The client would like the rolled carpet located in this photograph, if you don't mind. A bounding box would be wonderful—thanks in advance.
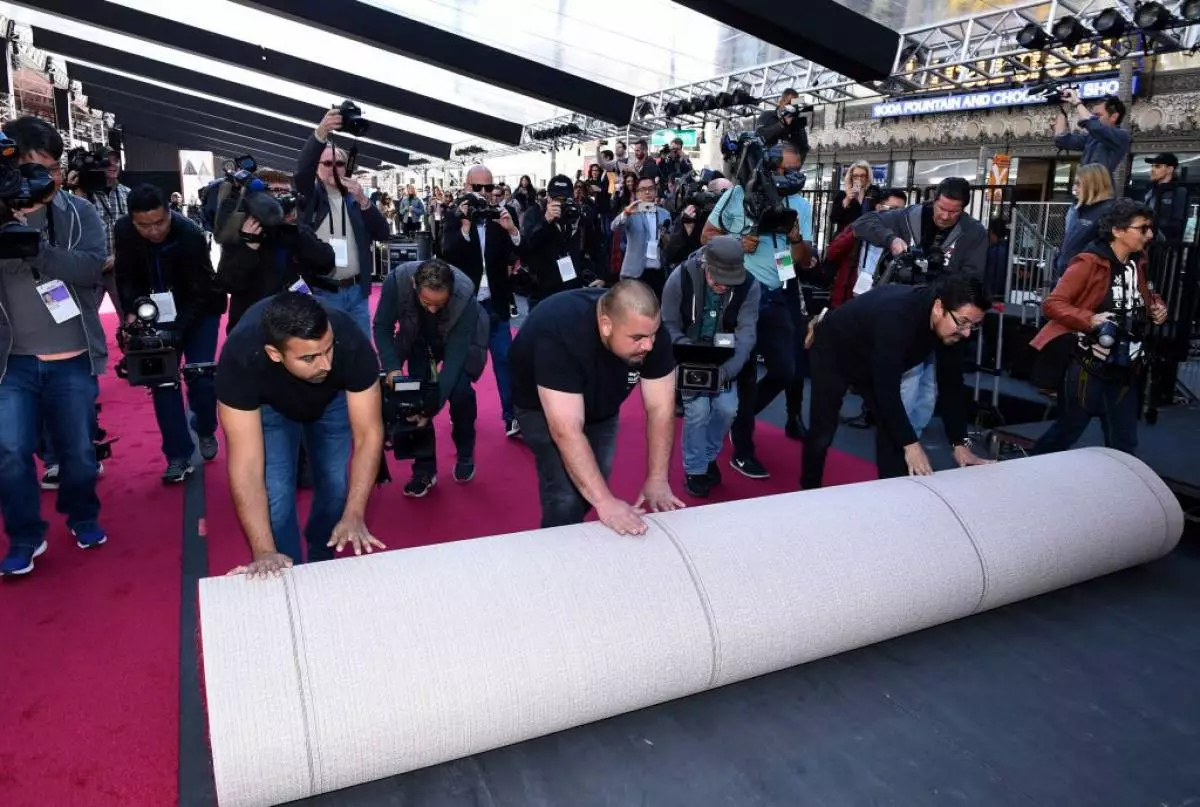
[198,447,1183,807]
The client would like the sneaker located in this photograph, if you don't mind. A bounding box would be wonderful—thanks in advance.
[1,540,47,576]
[785,415,807,441]
[403,474,437,497]
[705,461,723,486]
[198,435,219,462]
[685,473,712,498]
[72,527,108,550]
[454,459,476,483]
[40,465,59,490]
[504,418,521,438]
[730,455,770,479]
[162,459,194,484]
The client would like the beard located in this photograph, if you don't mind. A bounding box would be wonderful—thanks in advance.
[308,371,330,384]
[626,352,648,368]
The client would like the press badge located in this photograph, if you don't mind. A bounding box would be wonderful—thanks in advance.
[36,279,80,324]
[289,278,312,295]
[775,250,796,283]
[714,332,735,348]
[556,255,577,282]
[329,237,350,268]
[150,291,177,324]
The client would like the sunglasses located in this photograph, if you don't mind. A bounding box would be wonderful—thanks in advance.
[470,183,495,193]
[320,160,346,168]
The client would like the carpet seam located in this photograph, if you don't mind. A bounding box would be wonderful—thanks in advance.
[281,573,320,797]
[905,478,990,614]
[650,515,723,689]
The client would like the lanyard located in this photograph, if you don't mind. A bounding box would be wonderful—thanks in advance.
[327,194,347,238]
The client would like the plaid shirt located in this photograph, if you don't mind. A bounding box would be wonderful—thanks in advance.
[87,184,131,257]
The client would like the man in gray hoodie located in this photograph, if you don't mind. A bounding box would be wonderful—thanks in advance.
[661,235,760,498]
[0,116,110,577]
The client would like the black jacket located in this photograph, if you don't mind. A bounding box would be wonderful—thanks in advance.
[216,226,336,333]
[113,212,225,329]
[522,206,600,302]
[441,218,522,320]
[294,135,390,293]
[1144,181,1189,241]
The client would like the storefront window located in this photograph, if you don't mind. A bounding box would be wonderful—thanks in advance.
[890,160,910,188]
[912,158,977,187]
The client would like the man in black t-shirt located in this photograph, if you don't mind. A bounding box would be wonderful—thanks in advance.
[801,275,993,489]
[216,292,384,577]
[510,280,685,534]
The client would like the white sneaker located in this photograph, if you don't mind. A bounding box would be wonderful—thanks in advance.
[40,465,59,490]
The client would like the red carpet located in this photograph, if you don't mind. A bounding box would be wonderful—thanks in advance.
[2,289,876,807]
[0,312,183,807]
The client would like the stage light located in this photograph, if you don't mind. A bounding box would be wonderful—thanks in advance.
[663,100,682,117]
[1052,15,1090,47]
[1094,9,1129,37]
[1135,2,1174,30]
[1183,0,1200,22]
[700,94,719,111]
[1018,22,1050,49]
[636,101,654,119]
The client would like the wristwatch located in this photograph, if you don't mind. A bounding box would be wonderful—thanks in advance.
[951,437,972,448]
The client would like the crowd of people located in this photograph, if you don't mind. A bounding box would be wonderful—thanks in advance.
[0,81,1183,578]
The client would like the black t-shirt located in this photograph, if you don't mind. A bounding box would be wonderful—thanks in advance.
[510,288,674,423]
[216,298,380,422]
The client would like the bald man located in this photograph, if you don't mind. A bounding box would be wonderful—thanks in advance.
[509,280,685,534]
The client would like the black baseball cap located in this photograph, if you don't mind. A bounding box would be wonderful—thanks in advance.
[546,174,573,199]
[1144,152,1179,167]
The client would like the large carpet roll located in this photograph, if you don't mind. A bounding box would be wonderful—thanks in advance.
[199,447,1183,807]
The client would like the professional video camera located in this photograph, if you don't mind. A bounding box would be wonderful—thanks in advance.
[674,341,735,394]
[1026,81,1078,105]
[673,169,720,220]
[116,296,180,387]
[876,245,945,286]
[66,145,111,196]
[719,132,806,235]
[0,136,58,260]
[334,100,370,137]
[237,187,300,249]
[382,374,440,460]
[223,155,257,187]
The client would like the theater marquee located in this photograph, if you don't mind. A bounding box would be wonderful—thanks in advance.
[871,75,1139,120]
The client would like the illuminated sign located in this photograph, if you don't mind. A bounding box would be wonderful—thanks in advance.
[650,129,699,148]
[870,75,1138,119]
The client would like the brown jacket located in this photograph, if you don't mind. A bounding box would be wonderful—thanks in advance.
[1031,246,1160,351]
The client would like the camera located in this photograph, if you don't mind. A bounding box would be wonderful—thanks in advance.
[0,135,57,260]
[382,375,440,460]
[674,343,734,394]
[1087,313,1147,370]
[719,132,805,235]
[116,296,182,387]
[224,155,257,186]
[674,169,720,221]
[1026,81,1077,104]
[66,146,111,196]
[237,187,301,249]
[335,100,370,137]
[457,192,501,223]
[877,245,945,286]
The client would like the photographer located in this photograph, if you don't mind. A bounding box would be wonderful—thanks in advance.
[295,109,391,336]
[755,88,810,156]
[1029,199,1167,457]
[442,164,523,438]
[0,116,109,577]
[612,176,673,300]
[853,177,987,438]
[217,292,383,577]
[67,147,128,317]
[114,184,226,481]
[662,236,760,497]
[373,259,489,497]
[657,137,693,197]
[524,174,603,307]
[1053,89,1130,181]
[701,142,813,478]
[214,170,336,332]
[802,274,993,489]
[510,281,684,533]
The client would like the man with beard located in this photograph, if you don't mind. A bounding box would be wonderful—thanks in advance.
[216,292,384,578]
[509,280,685,534]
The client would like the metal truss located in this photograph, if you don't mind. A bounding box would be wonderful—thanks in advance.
[448,0,1200,166]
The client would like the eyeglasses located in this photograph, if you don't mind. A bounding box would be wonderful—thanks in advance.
[1126,224,1154,234]
[947,310,979,334]
[320,160,346,168]
[470,183,495,193]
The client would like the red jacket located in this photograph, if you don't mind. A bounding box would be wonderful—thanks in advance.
[825,226,861,308]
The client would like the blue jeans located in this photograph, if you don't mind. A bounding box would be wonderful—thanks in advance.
[681,387,738,476]
[262,394,350,564]
[0,354,101,548]
[481,298,513,421]
[899,354,937,438]
[1031,360,1138,456]
[517,406,618,528]
[153,315,220,462]
[732,285,805,459]
[313,281,371,337]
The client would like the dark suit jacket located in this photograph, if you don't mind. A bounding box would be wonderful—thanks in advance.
[442,218,522,320]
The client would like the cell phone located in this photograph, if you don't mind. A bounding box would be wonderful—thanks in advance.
[637,201,656,213]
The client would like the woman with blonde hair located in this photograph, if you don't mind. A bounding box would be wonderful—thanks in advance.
[830,159,879,234]
[1054,163,1115,281]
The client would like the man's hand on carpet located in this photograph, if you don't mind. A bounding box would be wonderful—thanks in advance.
[904,443,934,476]
[635,480,685,515]
[953,445,994,468]
[329,516,386,556]
[228,551,293,579]
[596,498,648,536]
